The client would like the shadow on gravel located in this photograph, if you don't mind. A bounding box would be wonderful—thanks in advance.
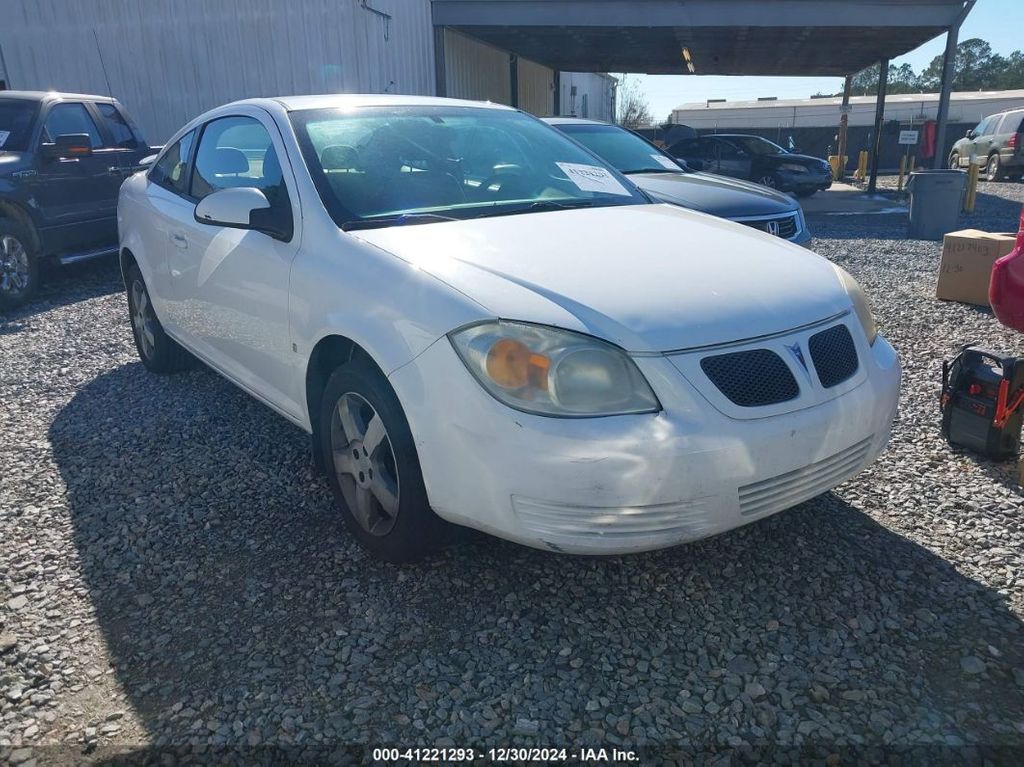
[0,255,122,327]
[807,187,1022,242]
[51,362,1024,749]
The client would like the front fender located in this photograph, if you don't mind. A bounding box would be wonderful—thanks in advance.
[288,230,489,427]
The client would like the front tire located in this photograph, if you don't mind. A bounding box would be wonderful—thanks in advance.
[0,218,40,311]
[126,265,193,373]
[318,358,446,562]
[949,152,960,170]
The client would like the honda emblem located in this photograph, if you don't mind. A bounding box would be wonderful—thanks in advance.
[766,220,781,236]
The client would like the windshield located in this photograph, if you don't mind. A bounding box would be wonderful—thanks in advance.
[556,123,685,175]
[730,136,787,156]
[0,99,39,152]
[290,106,647,229]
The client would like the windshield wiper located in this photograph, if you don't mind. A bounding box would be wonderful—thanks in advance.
[471,199,602,219]
[341,213,458,231]
[622,168,679,175]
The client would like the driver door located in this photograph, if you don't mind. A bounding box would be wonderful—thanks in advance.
[162,110,304,420]
[714,140,752,179]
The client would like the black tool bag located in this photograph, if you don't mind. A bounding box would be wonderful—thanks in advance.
[940,346,1024,460]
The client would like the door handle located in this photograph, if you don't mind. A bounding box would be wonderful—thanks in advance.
[170,232,189,249]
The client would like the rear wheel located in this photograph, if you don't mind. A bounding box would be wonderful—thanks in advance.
[0,218,40,311]
[126,265,193,373]
[319,358,446,562]
[985,153,1004,182]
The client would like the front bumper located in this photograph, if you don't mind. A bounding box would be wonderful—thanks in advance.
[779,169,833,192]
[390,327,900,555]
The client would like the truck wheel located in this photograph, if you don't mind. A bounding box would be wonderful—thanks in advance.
[318,357,447,562]
[985,153,1004,182]
[0,218,40,311]
[125,264,194,373]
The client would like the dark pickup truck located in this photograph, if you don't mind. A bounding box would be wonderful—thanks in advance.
[1,91,154,308]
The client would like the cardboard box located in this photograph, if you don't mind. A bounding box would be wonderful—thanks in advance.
[937,230,1017,307]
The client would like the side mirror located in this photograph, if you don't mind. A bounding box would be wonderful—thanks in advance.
[43,133,93,160]
[137,153,159,170]
[966,129,976,139]
[194,187,292,241]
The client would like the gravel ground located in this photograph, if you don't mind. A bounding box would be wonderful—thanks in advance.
[2,181,1024,764]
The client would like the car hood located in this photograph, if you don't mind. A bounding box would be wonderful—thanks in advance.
[630,171,797,218]
[352,204,850,353]
[770,152,828,169]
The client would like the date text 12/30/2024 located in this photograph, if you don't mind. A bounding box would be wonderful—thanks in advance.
[373,747,640,762]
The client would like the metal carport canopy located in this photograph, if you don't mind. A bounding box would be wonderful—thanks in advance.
[431,0,970,76]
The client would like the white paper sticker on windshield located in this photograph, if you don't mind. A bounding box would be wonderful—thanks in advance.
[0,131,10,148]
[556,162,631,196]
[651,153,680,170]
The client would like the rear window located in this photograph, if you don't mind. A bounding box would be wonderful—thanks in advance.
[0,98,39,152]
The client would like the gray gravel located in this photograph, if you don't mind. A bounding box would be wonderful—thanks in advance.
[2,180,1024,761]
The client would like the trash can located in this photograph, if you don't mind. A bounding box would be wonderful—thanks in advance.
[906,170,968,240]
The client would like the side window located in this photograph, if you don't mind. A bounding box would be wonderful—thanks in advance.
[974,117,991,137]
[701,139,719,159]
[717,141,742,159]
[96,103,139,149]
[190,116,288,207]
[150,129,196,196]
[42,103,103,148]
[669,139,698,158]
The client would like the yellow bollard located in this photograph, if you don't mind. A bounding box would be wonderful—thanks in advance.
[855,150,869,182]
[964,160,981,213]
[908,154,916,174]
[897,155,908,192]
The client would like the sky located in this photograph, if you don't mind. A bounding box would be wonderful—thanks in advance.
[626,0,1022,123]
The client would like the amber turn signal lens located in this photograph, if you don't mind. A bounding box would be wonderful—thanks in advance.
[486,339,549,390]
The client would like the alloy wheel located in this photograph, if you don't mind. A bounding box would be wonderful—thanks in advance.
[0,235,30,298]
[130,279,157,359]
[986,155,1000,182]
[330,392,401,537]
[758,175,777,188]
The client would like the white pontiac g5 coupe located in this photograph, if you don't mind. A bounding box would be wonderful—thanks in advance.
[117,95,901,562]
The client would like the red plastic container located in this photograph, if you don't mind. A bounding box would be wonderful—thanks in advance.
[990,206,1024,333]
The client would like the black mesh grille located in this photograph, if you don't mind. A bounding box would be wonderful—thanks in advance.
[739,214,798,239]
[809,325,859,388]
[700,349,800,407]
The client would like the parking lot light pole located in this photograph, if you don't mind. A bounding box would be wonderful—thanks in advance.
[867,58,889,195]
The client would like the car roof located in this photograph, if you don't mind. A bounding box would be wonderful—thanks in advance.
[233,94,517,113]
[543,117,614,127]
[0,90,118,104]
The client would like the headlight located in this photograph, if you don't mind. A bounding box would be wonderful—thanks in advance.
[779,163,808,173]
[833,266,878,345]
[449,321,660,417]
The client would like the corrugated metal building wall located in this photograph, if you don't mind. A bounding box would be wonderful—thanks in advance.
[516,58,554,117]
[559,72,616,120]
[443,29,511,105]
[0,0,436,142]
[0,1,617,140]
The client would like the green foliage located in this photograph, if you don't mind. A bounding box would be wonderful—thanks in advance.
[843,39,1024,96]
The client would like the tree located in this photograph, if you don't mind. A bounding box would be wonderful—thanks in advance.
[848,62,920,96]
[919,38,1003,91]
[616,75,653,129]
